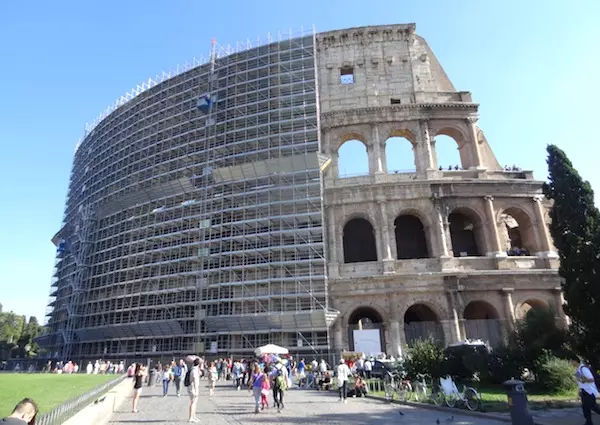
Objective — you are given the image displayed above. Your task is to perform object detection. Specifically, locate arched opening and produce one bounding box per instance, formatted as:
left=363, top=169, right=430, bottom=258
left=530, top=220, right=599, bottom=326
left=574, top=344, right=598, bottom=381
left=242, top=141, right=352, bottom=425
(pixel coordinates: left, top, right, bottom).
left=348, top=307, right=385, bottom=355
left=404, top=304, right=444, bottom=346
left=463, top=301, right=503, bottom=347
left=385, top=136, right=416, bottom=173
left=499, top=207, right=538, bottom=256
left=516, top=299, right=549, bottom=320
left=434, top=133, right=465, bottom=171
left=338, top=139, right=368, bottom=178
left=343, top=218, right=378, bottom=263
left=449, top=209, right=484, bottom=257
left=394, top=215, right=429, bottom=259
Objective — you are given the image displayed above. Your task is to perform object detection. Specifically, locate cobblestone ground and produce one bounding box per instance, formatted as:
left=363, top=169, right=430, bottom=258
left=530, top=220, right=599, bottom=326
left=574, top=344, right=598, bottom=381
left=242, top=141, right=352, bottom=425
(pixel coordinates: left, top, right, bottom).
left=109, top=380, right=509, bottom=425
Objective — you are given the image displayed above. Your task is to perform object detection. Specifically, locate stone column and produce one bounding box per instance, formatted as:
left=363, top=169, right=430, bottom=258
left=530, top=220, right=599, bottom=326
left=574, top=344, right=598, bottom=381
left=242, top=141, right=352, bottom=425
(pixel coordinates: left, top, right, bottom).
left=445, top=291, right=462, bottom=343
left=501, top=288, right=516, bottom=332
left=371, top=125, right=384, bottom=174
left=327, top=206, right=339, bottom=278
left=433, top=199, right=450, bottom=257
left=333, top=320, right=343, bottom=355
left=378, top=199, right=394, bottom=261
left=533, top=196, right=558, bottom=258
left=389, top=320, right=403, bottom=358
left=466, top=118, right=484, bottom=170
left=553, top=287, right=569, bottom=327
left=484, top=196, right=506, bottom=257
left=416, top=119, right=435, bottom=171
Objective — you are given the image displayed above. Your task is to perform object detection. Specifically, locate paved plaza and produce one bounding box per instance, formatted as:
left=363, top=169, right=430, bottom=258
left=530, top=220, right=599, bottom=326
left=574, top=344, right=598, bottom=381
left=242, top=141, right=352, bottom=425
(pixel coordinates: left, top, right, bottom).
left=109, top=381, right=509, bottom=425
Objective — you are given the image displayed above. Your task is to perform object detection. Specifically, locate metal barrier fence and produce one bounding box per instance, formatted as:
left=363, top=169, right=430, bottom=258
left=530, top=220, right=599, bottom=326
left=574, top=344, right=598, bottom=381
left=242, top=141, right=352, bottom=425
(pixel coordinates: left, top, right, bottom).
left=36, top=375, right=126, bottom=425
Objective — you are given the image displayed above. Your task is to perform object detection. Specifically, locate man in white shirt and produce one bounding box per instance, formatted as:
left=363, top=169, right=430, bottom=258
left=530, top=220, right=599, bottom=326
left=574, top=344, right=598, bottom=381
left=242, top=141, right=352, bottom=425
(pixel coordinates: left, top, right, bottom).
left=336, top=359, right=351, bottom=404
left=572, top=356, right=600, bottom=425
left=363, top=359, right=372, bottom=379
left=188, top=358, right=200, bottom=423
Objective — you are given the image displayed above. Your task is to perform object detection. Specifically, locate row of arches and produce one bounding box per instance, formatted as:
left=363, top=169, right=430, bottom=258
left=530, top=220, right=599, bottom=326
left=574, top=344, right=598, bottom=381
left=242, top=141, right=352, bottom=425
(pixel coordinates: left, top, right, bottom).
left=347, top=298, right=549, bottom=351
left=337, top=136, right=464, bottom=176
left=342, top=206, right=538, bottom=263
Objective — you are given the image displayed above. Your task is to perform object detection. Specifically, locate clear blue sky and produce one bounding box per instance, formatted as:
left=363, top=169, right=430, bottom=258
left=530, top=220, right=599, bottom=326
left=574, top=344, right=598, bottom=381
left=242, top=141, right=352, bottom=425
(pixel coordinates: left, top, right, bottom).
left=1, top=1, right=598, bottom=322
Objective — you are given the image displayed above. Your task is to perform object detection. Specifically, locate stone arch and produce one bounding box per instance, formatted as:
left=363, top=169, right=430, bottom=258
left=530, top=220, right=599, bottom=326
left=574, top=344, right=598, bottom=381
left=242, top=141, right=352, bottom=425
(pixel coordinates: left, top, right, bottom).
left=497, top=206, right=539, bottom=255
left=338, top=139, right=369, bottom=177
left=463, top=301, right=504, bottom=347
left=429, top=124, right=472, bottom=170
left=448, top=207, right=486, bottom=257
left=385, top=130, right=417, bottom=173
left=515, top=298, right=550, bottom=320
left=343, top=217, right=378, bottom=263
left=394, top=214, right=429, bottom=259
left=403, top=303, right=445, bottom=346
left=347, top=306, right=386, bottom=355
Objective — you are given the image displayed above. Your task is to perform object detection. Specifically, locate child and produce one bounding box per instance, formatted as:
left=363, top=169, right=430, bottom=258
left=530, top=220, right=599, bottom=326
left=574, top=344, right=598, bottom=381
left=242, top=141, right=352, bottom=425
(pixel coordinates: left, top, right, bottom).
left=260, top=372, right=271, bottom=410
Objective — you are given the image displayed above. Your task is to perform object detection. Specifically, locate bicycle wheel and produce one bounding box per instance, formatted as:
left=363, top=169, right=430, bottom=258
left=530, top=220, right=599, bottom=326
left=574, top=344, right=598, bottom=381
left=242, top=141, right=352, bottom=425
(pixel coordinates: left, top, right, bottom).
left=445, top=392, right=457, bottom=408
left=397, top=383, right=409, bottom=402
left=430, top=386, right=444, bottom=406
left=464, top=387, right=482, bottom=411
left=413, top=382, right=426, bottom=402
left=384, top=382, right=394, bottom=403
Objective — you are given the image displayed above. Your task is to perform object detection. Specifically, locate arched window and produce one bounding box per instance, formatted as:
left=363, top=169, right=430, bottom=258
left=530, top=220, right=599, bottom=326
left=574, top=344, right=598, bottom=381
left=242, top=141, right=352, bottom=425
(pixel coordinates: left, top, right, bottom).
left=394, top=215, right=429, bottom=259
left=449, top=210, right=483, bottom=257
left=463, top=301, right=503, bottom=347
left=385, top=136, right=415, bottom=173
left=499, top=207, right=538, bottom=256
left=404, top=304, right=444, bottom=346
left=433, top=129, right=467, bottom=170
left=338, top=139, right=368, bottom=177
left=348, top=307, right=384, bottom=354
left=343, top=218, right=377, bottom=263
left=516, top=299, right=549, bottom=320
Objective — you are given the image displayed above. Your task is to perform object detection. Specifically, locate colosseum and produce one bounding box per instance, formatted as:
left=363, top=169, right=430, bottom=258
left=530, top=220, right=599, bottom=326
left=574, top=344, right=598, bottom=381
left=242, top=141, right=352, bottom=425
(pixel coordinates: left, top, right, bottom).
left=39, top=23, right=566, bottom=362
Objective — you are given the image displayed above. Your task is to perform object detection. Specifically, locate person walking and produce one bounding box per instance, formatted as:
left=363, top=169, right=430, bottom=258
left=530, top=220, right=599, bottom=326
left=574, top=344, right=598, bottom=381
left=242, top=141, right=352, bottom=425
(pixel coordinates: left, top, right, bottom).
left=1, top=398, right=38, bottom=425
left=187, top=358, right=200, bottom=423
left=207, top=361, right=217, bottom=396
left=249, top=364, right=265, bottom=413
left=272, top=363, right=288, bottom=413
left=132, top=363, right=146, bottom=413
left=161, top=364, right=172, bottom=397
left=336, top=358, right=350, bottom=404
left=173, top=360, right=185, bottom=396
left=232, top=359, right=243, bottom=390
left=572, top=356, right=600, bottom=425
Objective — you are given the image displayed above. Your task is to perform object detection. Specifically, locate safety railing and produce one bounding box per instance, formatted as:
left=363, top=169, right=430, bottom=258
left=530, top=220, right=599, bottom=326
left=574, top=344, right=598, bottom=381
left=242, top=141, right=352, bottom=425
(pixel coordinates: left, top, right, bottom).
left=36, top=374, right=126, bottom=425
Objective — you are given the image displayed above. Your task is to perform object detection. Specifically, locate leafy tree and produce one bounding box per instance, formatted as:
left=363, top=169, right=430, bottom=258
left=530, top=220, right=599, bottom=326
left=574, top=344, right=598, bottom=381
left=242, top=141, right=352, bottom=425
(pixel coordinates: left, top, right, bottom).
left=403, top=338, right=445, bottom=380
left=543, top=144, right=600, bottom=368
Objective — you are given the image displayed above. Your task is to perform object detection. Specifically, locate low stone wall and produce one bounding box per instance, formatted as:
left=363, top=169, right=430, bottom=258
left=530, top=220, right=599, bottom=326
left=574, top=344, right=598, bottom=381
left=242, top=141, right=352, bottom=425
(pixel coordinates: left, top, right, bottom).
left=62, top=377, right=133, bottom=425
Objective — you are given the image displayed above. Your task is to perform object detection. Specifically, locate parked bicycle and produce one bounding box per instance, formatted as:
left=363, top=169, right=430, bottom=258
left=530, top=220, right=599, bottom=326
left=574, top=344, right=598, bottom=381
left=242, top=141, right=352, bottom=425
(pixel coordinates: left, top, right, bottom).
left=438, top=376, right=482, bottom=411
left=383, top=371, right=412, bottom=402
left=411, top=374, right=444, bottom=405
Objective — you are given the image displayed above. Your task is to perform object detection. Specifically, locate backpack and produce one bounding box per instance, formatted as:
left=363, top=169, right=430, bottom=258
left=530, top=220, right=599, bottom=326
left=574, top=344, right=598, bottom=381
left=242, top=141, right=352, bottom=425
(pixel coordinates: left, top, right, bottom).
left=275, top=368, right=287, bottom=390
left=184, top=369, right=192, bottom=387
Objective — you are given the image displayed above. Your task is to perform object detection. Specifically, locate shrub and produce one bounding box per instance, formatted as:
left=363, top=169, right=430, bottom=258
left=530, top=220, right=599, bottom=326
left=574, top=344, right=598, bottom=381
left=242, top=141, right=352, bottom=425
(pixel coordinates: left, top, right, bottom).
left=535, top=355, right=577, bottom=393
left=487, top=345, right=525, bottom=384
left=443, top=343, right=490, bottom=383
left=403, top=338, right=445, bottom=380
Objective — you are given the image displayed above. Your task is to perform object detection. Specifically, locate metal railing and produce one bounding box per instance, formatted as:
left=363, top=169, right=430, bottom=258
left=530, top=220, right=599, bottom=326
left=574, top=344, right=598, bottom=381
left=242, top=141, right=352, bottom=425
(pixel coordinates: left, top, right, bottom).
left=36, top=375, right=126, bottom=425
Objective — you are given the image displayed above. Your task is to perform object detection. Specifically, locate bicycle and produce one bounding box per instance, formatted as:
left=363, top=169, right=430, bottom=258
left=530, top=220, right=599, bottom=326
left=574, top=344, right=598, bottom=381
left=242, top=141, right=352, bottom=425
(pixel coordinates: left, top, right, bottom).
left=411, top=374, right=444, bottom=405
left=438, top=376, right=482, bottom=411
left=383, top=371, right=412, bottom=403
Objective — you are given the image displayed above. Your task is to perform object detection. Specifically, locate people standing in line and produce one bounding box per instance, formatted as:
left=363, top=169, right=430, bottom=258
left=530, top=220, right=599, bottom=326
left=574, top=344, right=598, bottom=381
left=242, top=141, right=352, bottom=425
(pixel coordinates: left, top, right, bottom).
left=572, top=356, right=600, bottom=425
left=132, top=363, right=146, bottom=413
left=1, top=398, right=38, bottom=425
left=336, top=358, right=351, bottom=404
left=173, top=360, right=185, bottom=397
left=161, top=364, right=172, bottom=397
left=187, top=358, right=201, bottom=423
left=249, top=364, right=265, bottom=414
left=207, top=361, right=217, bottom=396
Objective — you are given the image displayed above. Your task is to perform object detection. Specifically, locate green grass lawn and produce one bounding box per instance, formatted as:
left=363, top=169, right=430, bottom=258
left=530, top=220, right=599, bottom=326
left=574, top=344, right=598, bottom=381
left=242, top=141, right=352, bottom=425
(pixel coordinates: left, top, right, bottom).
left=0, top=374, right=118, bottom=416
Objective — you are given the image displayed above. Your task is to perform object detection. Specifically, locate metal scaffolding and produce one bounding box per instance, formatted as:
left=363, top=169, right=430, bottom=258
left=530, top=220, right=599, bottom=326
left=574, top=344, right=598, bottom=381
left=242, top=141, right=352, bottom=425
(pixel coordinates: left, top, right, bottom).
left=40, top=28, right=338, bottom=361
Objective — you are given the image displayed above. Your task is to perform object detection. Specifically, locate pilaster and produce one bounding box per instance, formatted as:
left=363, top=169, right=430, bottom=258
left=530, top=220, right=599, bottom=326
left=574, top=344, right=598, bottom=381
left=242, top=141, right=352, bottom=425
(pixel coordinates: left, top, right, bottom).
left=466, top=118, right=485, bottom=170
left=327, top=206, right=339, bottom=278
left=484, top=196, right=507, bottom=258
left=501, top=288, right=516, bottom=332
left=533, top=196, right=558, bottom=258
left=371, top=125, right=384, bottom=174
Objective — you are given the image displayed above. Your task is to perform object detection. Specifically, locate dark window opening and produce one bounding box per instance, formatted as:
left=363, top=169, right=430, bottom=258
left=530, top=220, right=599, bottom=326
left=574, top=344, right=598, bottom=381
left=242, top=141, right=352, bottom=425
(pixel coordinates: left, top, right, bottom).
left=390, top=98, right=401, bottom=105
left=449, top=212, right=481, bottom=257
left=343, top=218, right=377, bottom=263
left=395, top=215, right=428, bottom=259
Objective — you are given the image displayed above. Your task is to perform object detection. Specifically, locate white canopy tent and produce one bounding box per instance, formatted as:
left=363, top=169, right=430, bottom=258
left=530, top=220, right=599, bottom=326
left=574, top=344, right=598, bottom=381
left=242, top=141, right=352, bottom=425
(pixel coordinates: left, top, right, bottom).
left=254, top=344, right=289, bottom=357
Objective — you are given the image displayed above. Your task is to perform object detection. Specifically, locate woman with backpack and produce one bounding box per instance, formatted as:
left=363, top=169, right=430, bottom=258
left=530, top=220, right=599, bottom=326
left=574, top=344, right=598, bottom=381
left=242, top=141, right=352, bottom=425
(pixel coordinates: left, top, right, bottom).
left=271, top=362, right=288, bottom=413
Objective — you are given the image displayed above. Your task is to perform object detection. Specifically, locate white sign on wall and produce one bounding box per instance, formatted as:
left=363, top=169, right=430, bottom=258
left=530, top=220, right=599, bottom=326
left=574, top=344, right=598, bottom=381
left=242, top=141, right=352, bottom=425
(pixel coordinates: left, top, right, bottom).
left=210, top=341, right=218, bottom=353
left=353, top=329, right=382, bottom=356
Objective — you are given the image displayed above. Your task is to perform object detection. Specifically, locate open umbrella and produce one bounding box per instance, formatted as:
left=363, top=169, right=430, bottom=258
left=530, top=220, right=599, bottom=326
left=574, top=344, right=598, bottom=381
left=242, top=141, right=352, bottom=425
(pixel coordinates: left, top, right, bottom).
left=254, top=344, right=289, bottom=357
left=184, top=355, right=199, bottom=363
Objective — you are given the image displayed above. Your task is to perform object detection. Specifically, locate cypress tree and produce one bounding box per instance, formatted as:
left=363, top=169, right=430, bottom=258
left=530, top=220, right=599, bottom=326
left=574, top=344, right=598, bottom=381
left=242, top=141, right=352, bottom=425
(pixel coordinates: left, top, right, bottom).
left=543, top=144, right=600, bottom=366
